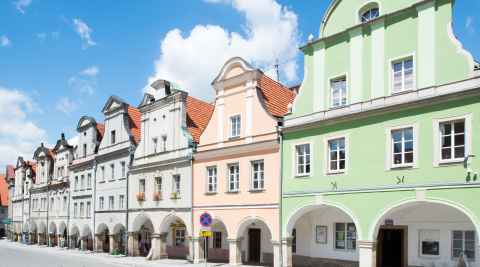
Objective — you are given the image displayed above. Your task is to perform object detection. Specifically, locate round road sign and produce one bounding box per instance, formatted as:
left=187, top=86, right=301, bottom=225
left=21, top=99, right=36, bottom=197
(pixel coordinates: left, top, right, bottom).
left=200, top=212, right=213, bottom=227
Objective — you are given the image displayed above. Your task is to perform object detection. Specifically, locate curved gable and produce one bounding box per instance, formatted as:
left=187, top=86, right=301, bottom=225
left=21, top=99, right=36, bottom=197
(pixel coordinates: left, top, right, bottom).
left=321, top=0, right=424, bottom=37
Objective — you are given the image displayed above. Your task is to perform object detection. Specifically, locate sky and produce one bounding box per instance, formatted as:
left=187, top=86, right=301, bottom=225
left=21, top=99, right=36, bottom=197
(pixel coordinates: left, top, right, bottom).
left=0, top=0, right=478, bottom=169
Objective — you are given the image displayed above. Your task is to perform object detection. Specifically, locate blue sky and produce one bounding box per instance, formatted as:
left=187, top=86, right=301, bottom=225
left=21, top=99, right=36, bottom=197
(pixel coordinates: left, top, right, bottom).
left=0, top=0, right=478, bottom=168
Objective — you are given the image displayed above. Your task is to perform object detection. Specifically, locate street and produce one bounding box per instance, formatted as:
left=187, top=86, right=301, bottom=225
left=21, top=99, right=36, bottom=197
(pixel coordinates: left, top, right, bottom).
left=0, top=239, right=252, bottom=267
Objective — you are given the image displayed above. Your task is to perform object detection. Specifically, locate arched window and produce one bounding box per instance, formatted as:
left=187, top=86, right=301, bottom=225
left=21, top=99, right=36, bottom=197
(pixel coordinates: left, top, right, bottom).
left=359, top=3, right=380, bottom=23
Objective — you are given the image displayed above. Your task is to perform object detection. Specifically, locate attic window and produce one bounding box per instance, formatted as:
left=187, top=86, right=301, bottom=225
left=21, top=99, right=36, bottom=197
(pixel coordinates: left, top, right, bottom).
left=360, top=3, right=379, bottom=23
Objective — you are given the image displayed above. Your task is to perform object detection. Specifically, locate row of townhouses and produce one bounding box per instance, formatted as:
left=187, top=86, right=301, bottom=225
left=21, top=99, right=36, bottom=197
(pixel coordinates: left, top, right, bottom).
left=5, top=0, right=480, bottom=267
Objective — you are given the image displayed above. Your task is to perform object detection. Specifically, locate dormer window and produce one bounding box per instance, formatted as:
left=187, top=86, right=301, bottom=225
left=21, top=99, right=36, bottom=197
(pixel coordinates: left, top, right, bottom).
left=360, top=3, right=379, bottom=23
left=230, top=115, right=241, bottom=138
left=111, top=130, right=116, bottom=145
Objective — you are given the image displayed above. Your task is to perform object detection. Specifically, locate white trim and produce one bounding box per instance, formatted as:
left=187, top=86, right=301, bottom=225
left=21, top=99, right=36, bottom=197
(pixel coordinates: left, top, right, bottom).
left=356, top=1, right=381, bottom=24
left=446, top=22, right=475, bottom=78
left=226, top=162, right=240, bottom=193
left=206, top=165, right=218, bottom=194
left=249, top=159, right=265, bottom=191
left=389, top=53, right=417, bottom=94
left=432, top=114, right=472, bottom=167
left=324, top=134, right=349, bottom=175
left=385, top=123, right=419, bottom=170
left=328, top=73, right=349, bottom=109
left=292, top=142, right=313, bottom=178
left=228, top=113, right=242, bottom=139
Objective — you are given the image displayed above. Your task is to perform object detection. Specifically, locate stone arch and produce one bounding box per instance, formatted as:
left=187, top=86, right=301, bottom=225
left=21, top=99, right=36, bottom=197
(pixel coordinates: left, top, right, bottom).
left=368, top=197, right=480, bottom=241
left=160, top=213, right=190, bottom=234
left=112, top=223, right=126, bottom=235
left=38, top=222, right=46, bottom=234
left=235, top=216, right=273, bottom=240
left=29, top=221, right=37, bottom=234
left=48, top=222, right=57, bottom=234
left=96, top=223, right=109, bottom=235
left=285, top=201, right=362, bottom=238
left=70, top=225, right=80, bottom=236
left=132, top=213, right=154, bottom=233
left=58, top=221, right=67, bottom=234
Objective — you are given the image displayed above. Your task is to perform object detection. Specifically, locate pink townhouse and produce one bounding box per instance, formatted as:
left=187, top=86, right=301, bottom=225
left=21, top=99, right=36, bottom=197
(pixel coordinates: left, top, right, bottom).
left=192, top=57, right=296, bottom=266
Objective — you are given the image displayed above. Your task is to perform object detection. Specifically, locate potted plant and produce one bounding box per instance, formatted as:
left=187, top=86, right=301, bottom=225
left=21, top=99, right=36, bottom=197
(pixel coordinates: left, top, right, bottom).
left=136, top=192, right=145, bottom=201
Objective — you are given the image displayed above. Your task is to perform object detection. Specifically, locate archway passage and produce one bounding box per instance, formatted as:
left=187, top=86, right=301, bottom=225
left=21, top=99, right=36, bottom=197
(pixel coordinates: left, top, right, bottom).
left=236, top=218, right=274, bottom=266
left=70, top=226, right=80, bottom=249
left=286, top=205, right=360, bottom=267
left=102, top=228, right=110, bottom=253
left=29, top=222, right=37, bottom=244
left=206, top=220, right=229, bottom=263
left=49, top=222, right=57, bottom=247
left=138, top=224, right=153, bottom=257
left=81, top=225, right=93, bottom=251
left=373, top=201, right=478, bottom=267
left=112, top=224, right=126, bottom=255
left=162, top=217, right=189, bottom=259
left=38, top=222, right=47, bottom=245
left=59, top=222, right=67, bottom=248
left=96, top=224, right=110, bottom=253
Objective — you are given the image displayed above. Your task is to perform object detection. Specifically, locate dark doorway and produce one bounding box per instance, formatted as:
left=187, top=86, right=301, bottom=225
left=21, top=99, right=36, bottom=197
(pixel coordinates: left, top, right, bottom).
left=248, top=228, right=261, bottom=263
left=377, top=228, right=406, bottom=267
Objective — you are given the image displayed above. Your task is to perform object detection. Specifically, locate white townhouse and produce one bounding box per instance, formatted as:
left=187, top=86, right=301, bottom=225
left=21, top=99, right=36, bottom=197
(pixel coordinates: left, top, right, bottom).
left=11, top=157, right=35, bottom=243
left=127, top=80, right=213, bottom=260
left=94, top=96, right=141, bottom=255
left=69, top=116, right=104, bottom=251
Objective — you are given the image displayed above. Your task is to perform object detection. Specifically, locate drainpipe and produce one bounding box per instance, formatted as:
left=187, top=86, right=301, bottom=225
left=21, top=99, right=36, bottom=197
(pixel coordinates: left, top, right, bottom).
left=278, top=124, right=284, bottom=267
left=67, top=178, right=71, bottom=249
left=125, top=145, right=135, bottom=254
left=46, top=178, right=50, bottom=247
left=93, top=158, right=97, bottom=253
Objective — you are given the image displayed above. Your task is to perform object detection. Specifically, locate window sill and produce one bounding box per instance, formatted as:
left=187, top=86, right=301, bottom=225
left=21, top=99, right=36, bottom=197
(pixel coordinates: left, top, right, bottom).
left=226, top=190, right=240, bottom=194
left=205, top=192, right=217, bottom=195
left=118, top=177, right=126, bottom=181
left=99, top=181, right=105, bottom=184
left=249, top=189, right=265, bottom=193
left=295, top=174, right=311, bottom=179
left=438, top=159, right=464, bottom=166
left=390, top=164, right=414, bottom=170
left=229, top=136, right=241, bottom=141
left=391, top=89, right=415, bottom=96
left=327, top=170, right=346, bottom=175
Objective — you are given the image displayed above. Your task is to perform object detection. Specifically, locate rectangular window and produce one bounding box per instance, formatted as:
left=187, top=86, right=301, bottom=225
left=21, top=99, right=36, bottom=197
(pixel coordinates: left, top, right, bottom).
left=63, top=196, right=67, bottom=212
left=392, top=58, right=414, bottom=93
left=251, top=160, right=265, bottom=190
left=331, top=77, right=347, bottom=108
left=121, top=161, right=126, bottom=177
left=74, top=176, right=79, bottom=190
left=453, top=230, right=475, bottom=259
left=111, top=130, right=116, bottom=144
left=392, top=128, right=414, bottom=166
left=173, top=175, right=181, bottom=195
left=153, top=138, right=158, bottom=153
left=80, top=202, right=84, bottom=217
left=175, top=229, right=186, bottom=246
left=83, top=143, right=87, bottom=158
left=328, top=138, right=346, bottom=172
left=335, top=223, right=356, bottom=250
left=162, top=135, right=167, bottom=152
left=139, top=179, right=146, bottom=193
left=292, top=228, right=297, bottom=254
left=440, top=120, right=465, bottom=161
left=295, top=144, right=311, bottom=176
left=110, top=164, right=115, bottom=180
left=155, top=177, right=162, bottom=193
left=73, top=203, right=78, bottom=218
left=86, top=201, right=91, bottom=218
left=230, top=115, right=241, bottom=138
left=228, top=164, right=240, bottom=192
left=420, top=229, right=440, bottom=256
left=87, top=173, right=92, bottom=188
left=207, top=167, right=217, bottom=193
left=80, top=175, right=85, bottom=189
left=108, top=196, right=114, bottom=210
left=100, top=166, right=105, bottom=182
left=99, top=197, right=104, bottom=210
left=119, top=195, right=124, bottom=209
left=213, top=232, right=222, bottom=249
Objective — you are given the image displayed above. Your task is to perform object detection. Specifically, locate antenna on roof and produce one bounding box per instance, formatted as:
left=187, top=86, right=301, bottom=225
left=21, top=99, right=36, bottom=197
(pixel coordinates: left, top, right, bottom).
left=275, top=58, right=280, bottom=82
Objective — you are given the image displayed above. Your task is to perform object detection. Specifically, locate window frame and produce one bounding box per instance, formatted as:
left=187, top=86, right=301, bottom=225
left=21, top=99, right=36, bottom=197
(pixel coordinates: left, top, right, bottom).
left=419, top=229, right=441, bottom=258
left=139, top=179, right=146, bottom=193
left=451, top=230, right=476, bottom=260
left=250, top=160, right=265, bottom=191
left=386, top=124, right=418, bottom=169
left=229, top=114, right=242, bottom=139
left=294, top=142, right=312, bottom=177
left=330, top=75, right=348, bottom=109
left=390, top=55, right=416, bottom=94
left=206, top=166, right=218, bottom=194
left=334, top=222, right=357, bottom=251
left=111, top=130, right=116, bottom=145
left=326, top=135, right=348, bottom=175
left=433, top=114, right=472, bottom=166
left=227, top=163, right=240, bottom=193
left=172, top=175, right=181, bottom=196
left=155, top=177, right=162, bottom=193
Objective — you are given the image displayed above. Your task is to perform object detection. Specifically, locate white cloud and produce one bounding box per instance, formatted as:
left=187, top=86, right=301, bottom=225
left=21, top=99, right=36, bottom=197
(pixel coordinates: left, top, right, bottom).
left=14, top=0, right=32, bottom=14
left=73, top=18, right=96, bottom=49
left=68, top=66, right=99, bottom=95
left=36, top=32, right=60, bottom=42
left=80, top=66, right=99, bottom=76
left=55, top=97, right=78, bottom=115
left=466, top=16, right=475, bottom=35
left=147, top=0, right=299, bottom=99
left=0, top=35, right=11, bottom=47
left=0, top=87, right=47, bottom=169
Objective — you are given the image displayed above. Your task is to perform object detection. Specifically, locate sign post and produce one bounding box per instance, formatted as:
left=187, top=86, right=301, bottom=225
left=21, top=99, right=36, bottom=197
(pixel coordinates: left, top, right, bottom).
left=199, top=212, right=213, bottom=267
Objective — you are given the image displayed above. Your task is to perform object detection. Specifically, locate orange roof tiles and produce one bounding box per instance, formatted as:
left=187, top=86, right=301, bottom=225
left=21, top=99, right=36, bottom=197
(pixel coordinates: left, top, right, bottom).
left=96, top=123, right=105, bottom=141
left=0, top=175, right=8, bottom=207
left=257, top=74, right=296, bottom=117
left=186, top=96, right=214, bottom=143
left=127, top=106, right=141, bottom=144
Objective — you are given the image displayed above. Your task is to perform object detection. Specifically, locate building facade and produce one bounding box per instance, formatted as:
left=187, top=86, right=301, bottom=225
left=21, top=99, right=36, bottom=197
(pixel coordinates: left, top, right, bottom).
left=5, top=165, right=14, bottom=240
left=192, top=57, right=295, bottom=266
left=94, top=96, right=140, bottom=255
left=68, top=116, right=104, bottom=251
left=0, top=173, right=9, bottom=237
left=11, top=157, right=35, bottom=243
left=128, top=80, right=213, bottom=260
left=281, top=1, right=480, bottom=267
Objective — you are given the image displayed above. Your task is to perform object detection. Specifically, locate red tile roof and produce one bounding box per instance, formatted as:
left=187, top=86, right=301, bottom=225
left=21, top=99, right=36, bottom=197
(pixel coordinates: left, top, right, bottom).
left=127, top=106, right=141, bottom=144
left=186, top=96, right=214, bottom=143
left=96, top=123, right=105, bottom=141
left=257, top=74, right=296, bottom=117
left=0, top=175, right=8, bottom=207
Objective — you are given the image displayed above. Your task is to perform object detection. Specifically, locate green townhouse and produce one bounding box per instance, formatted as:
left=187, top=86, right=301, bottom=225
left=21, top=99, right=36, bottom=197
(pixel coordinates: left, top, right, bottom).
left=280, top=0, right=480, bottom=267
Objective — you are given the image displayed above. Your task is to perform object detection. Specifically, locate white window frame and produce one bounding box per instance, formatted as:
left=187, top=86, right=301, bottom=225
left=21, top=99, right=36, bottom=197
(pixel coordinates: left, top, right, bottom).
left=87, top=173, right=92, bottom=189
left=334, top=222, right=357, bottom=251
left=139, top=179, right=146, bottom=193
left=86, top=201, right=91, bottom=218
left=419, top=229, right=441, bottom=258
left=173, top=175, right=181, bottom=196
left=121, top=161, right=126, bottom=178
left=390, top=54, right=416, bottom=94
left=433, top=114, right=472, bottom=166
left=227, top=163, right=240, bottom=192
left=108, top=196, right=114, bottom=210
left=110, top=163, right=115, bottom=181
left=250, top=160, right=265, bottom=191
left=229, top=114, right=241, bottom=138
left=325, top=135, right=348, bottom=175
left=294, top=142, right=312, bottom=177
left=99, top=197, right=104, bottom=210
left=118, top=195, right=124, bottom=210
left=386, top=124, right=419, bottom=169
left=452, top=230, right=476, bottom=260
left=155, top=177, right=162, bottom=193
left=330, top=75, right=348, bottom=108
left=206, top=166, right=218, bottom=194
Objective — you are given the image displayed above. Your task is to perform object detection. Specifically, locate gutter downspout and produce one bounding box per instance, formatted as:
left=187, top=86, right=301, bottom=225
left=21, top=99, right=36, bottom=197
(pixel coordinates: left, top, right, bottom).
left=67, top=179, right=71, bottom=249
left=278, top=124, right=284, bottom=267
left=125, top=146, right=135, bottom=255
left=93, top=158, right=97, bottom=253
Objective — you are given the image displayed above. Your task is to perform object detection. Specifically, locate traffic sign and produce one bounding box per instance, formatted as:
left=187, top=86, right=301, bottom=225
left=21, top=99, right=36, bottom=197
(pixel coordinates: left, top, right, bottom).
left=200, top=212, right=212, bottom=227
left=200, top=230, right=212, bottom=238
